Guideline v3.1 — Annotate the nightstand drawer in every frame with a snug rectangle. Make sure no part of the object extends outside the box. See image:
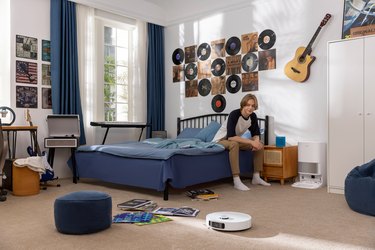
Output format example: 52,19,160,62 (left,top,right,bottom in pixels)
263,166,283,177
